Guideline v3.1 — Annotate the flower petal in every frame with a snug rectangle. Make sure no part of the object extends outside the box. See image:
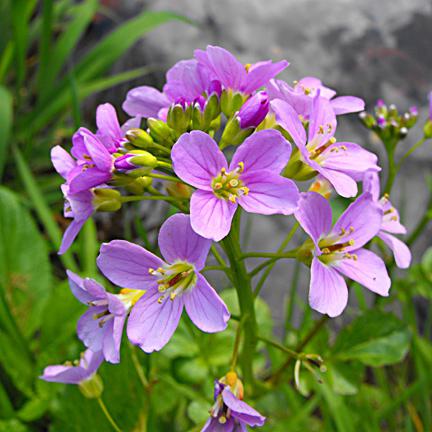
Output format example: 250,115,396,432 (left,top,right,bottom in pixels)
239,171,299,215
222,388,266,427
69,167,112,194
271,99,307,148
77,307,105,352
172,131,227,191
190,190,237,242
80,129,112,172
66,270,95,304
96,103,123,142
230,129,292,174
103,315,126,364
332,193,382,251
97,240,163,290
316,166,358,198
310,257,348,318
184,274,230,333
158,213,211,270
330,96,365,115
298,76,336,99
122,86,171,118
195,45,246,90
363,170,381,201
51,146,76,179
378,232,412,269
242,59,289,94
127,291,184,353
59,218,88,255
308,95,337,143
294,192,332,249
335,248,390,296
